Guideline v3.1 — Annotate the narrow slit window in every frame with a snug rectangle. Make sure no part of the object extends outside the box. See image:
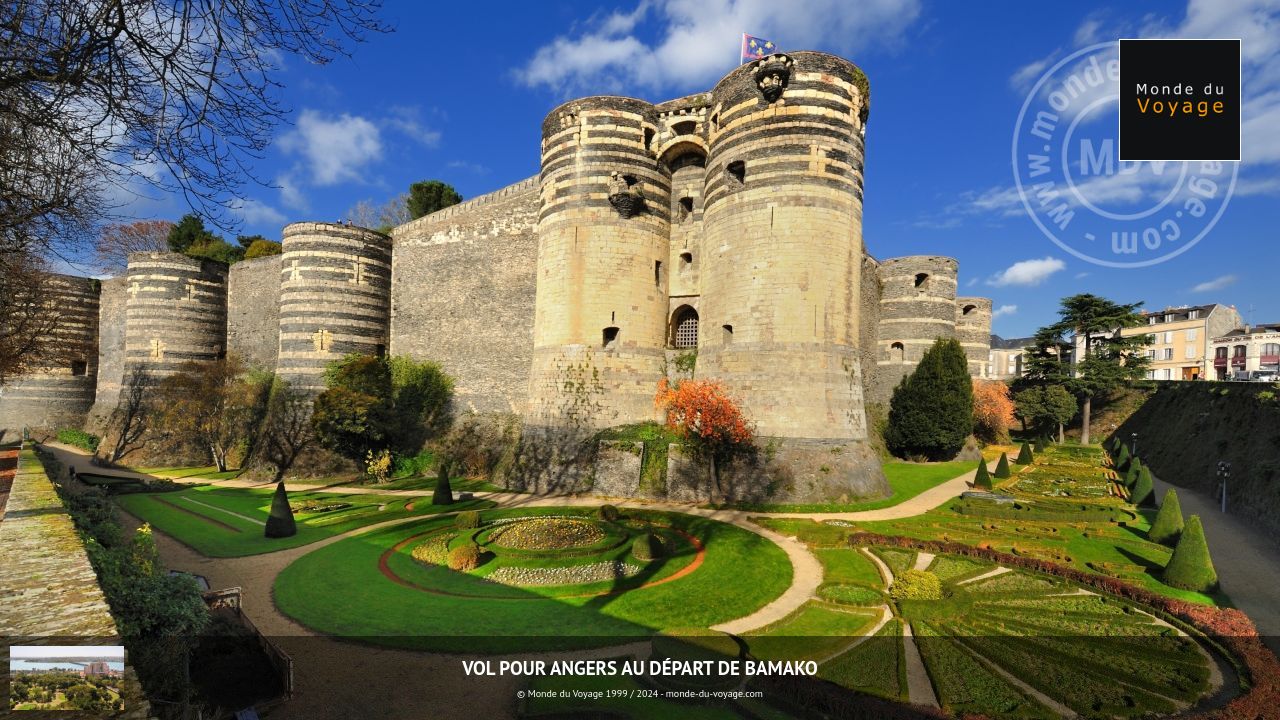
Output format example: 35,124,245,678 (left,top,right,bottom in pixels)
71,360,87,376
679,251,693,268
914,273,929,288
679,196,694,221
643,127,655,149
654,260,663,287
